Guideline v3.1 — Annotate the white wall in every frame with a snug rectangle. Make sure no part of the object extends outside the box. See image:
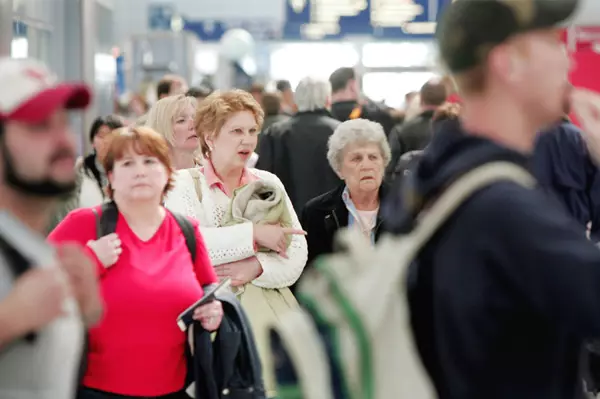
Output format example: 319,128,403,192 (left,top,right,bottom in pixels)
113,0,285,45
569,0,600,26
